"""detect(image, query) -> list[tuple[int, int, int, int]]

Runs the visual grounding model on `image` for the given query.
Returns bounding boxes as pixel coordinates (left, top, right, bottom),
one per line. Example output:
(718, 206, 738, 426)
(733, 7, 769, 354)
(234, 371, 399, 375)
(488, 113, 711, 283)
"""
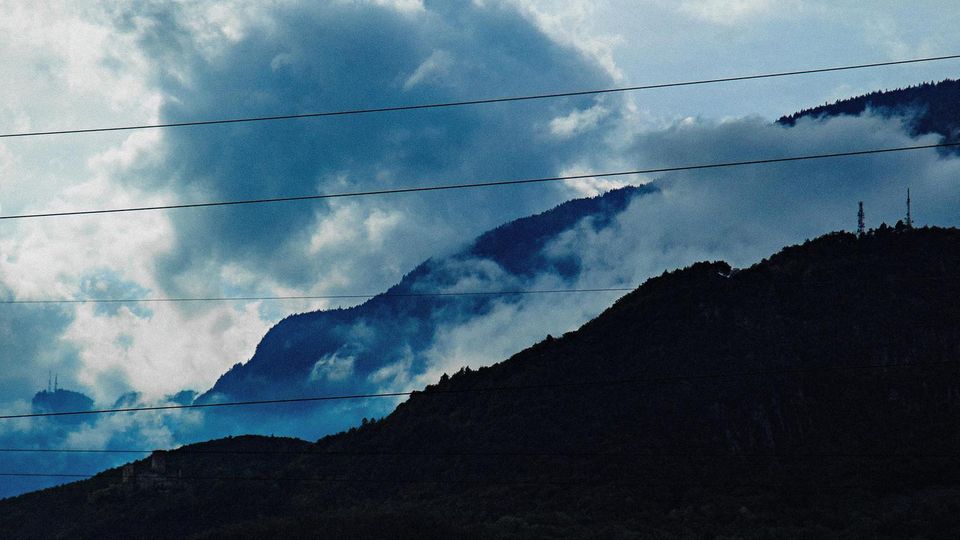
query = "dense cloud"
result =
(119, 0, 622, 298)
(0, 285, 82, 405)
(0, 0, 625, 496)
(407, 112, 960, 399)
(1, 0, 621, 409)
(177, 111, 960, 448)
(583, 113, 960, 269)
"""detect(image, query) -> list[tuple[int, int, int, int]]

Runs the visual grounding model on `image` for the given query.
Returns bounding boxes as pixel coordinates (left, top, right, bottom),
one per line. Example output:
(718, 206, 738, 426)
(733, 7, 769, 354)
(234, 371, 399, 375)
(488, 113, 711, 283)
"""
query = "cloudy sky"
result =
(1, 0, 959, 482)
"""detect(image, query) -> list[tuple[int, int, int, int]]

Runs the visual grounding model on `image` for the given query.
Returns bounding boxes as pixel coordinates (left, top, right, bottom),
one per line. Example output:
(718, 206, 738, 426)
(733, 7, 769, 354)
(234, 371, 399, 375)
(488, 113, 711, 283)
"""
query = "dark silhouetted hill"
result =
(778, 78, 960, 143)
(4, 226, 960, 538)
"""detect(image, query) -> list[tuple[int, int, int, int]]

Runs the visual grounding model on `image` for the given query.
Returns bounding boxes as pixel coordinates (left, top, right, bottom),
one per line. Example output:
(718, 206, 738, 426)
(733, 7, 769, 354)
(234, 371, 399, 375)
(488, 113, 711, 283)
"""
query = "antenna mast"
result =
(906, 188, 913, 228)
(857, 201, 865, 237)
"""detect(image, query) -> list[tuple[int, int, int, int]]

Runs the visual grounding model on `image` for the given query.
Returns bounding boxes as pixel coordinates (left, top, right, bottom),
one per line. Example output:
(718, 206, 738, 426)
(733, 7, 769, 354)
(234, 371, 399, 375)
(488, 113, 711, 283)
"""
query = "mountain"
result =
(5, 225, 960, 538)
(190, 184, 654, 431)
(30, 389, 94, 427)
(9, 77, 959, 503)
(200, 79, 960, 404)
(778, 78, 960, 142)
(184, 79, 960, 437)
(31, 389, 93, 415)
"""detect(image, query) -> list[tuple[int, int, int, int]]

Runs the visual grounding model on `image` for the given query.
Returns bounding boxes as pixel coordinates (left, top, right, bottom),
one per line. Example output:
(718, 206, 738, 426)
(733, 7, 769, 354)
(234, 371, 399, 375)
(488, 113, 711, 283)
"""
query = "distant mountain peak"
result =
(31, 388, 94, 424)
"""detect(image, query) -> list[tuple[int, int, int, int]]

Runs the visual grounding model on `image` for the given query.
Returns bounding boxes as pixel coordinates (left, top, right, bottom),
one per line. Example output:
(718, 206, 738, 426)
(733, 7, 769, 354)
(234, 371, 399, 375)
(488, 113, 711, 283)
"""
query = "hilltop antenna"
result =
(54, 374, 58, 392)
(857, 201, 865, 237)
(906, 188, 913, 228)
(47, 371, 51, 393)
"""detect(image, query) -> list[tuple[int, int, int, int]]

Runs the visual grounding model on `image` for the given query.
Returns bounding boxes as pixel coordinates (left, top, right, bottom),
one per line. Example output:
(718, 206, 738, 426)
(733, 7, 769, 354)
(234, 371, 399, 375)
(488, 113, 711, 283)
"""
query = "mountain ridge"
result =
(199, 77, 960, 413)
(11, 77, 960, 502)
(778, 78, 960, 143)
(195, 184, 654, 407)
(5, 225, 960, 538)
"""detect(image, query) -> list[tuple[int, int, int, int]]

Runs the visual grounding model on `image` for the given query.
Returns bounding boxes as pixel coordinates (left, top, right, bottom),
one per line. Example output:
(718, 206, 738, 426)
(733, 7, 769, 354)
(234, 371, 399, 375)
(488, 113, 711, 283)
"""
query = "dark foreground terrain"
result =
(3, 225, 960, 539)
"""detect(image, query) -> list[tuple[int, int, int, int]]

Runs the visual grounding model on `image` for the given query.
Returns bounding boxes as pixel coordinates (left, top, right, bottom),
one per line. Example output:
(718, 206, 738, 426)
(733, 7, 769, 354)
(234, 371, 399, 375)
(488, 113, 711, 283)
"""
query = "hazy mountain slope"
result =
(5, 226, 960, 538)
(779, 78, 960, 142)
(202, 79, 960, 407)
(196, 184, 653, 406)
(190, 78, 960, 430)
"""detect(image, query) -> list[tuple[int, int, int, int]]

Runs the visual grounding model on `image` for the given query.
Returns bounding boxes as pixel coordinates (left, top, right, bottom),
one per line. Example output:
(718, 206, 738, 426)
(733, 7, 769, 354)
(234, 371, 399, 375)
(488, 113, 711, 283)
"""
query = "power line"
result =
(3, 268, 955, 305)
(3, 262, 955, 305)
(3, 140, 958, 221)
(0, 287, 634, 305)
(0, 471, 933, 490)
(1, 446, 958, 459)
(2, 54, 958, 139)
(5, 358, 958, 420)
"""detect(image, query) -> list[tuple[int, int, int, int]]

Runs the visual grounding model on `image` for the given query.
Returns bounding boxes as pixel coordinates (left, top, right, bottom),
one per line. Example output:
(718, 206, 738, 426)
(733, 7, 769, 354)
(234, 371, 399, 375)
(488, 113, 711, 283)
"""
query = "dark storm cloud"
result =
(121, 0, 621, 295)
(0, 284, 82, 406)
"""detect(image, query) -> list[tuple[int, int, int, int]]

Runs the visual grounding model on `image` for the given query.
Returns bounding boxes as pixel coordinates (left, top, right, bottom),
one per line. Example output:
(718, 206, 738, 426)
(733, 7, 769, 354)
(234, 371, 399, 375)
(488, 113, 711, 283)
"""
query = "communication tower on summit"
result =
(857, 201, 865, 237)
(906, 188, 913, 228)
(45, 371, 59, 392)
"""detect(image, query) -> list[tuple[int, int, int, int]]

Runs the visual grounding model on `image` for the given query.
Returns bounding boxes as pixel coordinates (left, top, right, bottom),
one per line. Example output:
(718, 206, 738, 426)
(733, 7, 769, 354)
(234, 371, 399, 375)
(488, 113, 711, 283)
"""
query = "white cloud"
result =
(165, 1, 289, 61)
(310, 352, 356, 382)
(63, 301, 271, 403)
(62, 411, 178, 451)
(403, 50, 454, 90)
(506, 0, 625, 79)
(404, 111, 960, 395)
(0, 3, 160, 213)
(676, 0, 782, 25)
(548, 113, 960, 297)
(270, 52, 294, 71)
(549, 104, 609, 138)
(0, 203, 170, 307)
(562, 174, 635, 198)
(348, 0, 425, 13)
(415, 282, 614, 388)
(301, 199, 465, 300)
(555, 154, 647, 199)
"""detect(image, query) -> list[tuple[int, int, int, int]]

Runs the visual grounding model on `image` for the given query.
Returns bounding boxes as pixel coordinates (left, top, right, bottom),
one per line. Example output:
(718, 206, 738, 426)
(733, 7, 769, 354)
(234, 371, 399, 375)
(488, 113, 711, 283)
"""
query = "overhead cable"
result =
(0, 287, 634, 305)
(3, 140, 958, 221)
(2, 54, 958, 139)
(0, 471, 938, 491)
(4, 358, 958, 420)
(2, 446, 958, 459)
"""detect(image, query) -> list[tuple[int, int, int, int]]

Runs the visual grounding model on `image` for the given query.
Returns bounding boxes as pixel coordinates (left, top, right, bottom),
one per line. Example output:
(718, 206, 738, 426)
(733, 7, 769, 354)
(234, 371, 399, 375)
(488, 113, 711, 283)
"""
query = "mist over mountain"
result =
(193, 77, 960, 428)
(7, 78, 960, 501)
(5, 226, 960, 538)
(192, 184, 654, 433)
(778, 78, 960, 143)
(0, 185, 654, 500)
